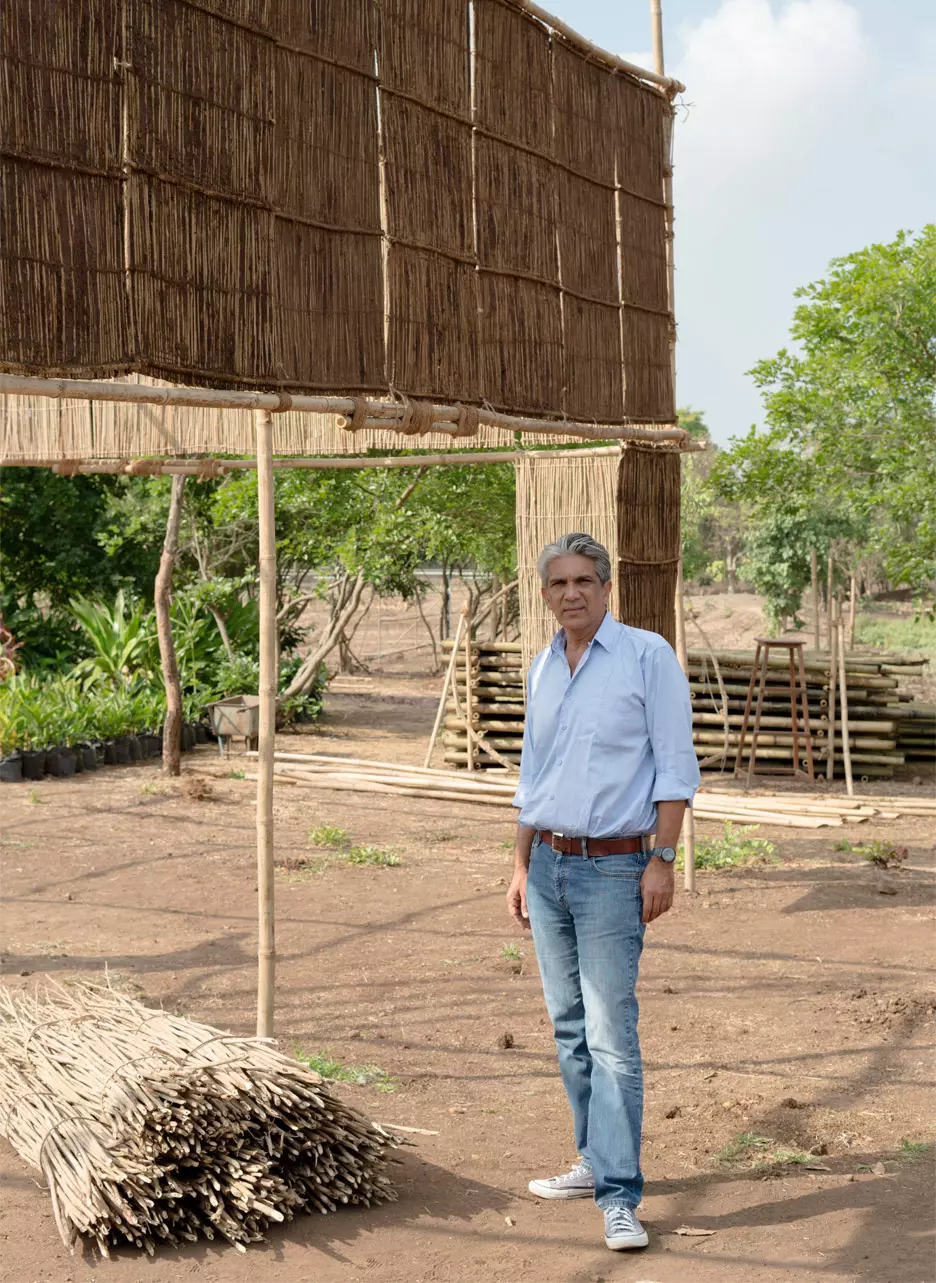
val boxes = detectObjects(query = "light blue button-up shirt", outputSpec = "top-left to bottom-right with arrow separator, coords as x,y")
513,612 -> 699,837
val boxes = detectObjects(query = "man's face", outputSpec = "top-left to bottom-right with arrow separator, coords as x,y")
541,554 -> 611,635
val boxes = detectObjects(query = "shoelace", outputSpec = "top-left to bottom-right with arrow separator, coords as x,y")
605,1207 -> 640,1235
567,1161 -> 592,1181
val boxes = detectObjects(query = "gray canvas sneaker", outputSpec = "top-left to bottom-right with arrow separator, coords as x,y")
603,1205 -> 649,1249
528,1159 -> 595,1200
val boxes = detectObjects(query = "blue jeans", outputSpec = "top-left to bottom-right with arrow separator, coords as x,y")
526,836 -> 649,1210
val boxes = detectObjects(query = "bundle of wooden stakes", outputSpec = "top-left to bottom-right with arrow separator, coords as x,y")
0,984 -> 396,1257
687,648 -> 930,780
441,639 -> 524,770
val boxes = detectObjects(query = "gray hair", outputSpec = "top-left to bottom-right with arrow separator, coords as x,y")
537,532 -> 612,586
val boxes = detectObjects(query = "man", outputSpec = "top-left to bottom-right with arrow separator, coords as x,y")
507,532 -> 699,1252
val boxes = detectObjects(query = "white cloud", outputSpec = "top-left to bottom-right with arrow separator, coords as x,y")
673,0 -> 869,199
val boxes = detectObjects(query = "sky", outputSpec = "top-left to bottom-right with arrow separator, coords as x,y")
545,0 -> 936,445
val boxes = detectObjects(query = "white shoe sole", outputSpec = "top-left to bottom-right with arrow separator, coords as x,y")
605,1230 -> 649,1250
528,1179 -> 595,1200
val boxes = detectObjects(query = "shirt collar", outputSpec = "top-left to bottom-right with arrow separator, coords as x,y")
550,611 -> 618,655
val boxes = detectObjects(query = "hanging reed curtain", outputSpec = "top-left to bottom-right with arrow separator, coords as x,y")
514,451 -> 621,673
616,444 -> 680,645
1,0 -> 677,427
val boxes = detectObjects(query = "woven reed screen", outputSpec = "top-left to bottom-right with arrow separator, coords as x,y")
1,0 -> 675,426
515,451 -> 621,674
616,445 -> 680,646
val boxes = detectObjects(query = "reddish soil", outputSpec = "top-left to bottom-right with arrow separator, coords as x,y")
2,659 -> 935,1283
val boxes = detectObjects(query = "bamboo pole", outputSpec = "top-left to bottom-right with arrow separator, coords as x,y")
811,548 -> 820,650
464,613 -> 475,773
154,474 -> 186,776
826,601 -> 838,781
837,612 -> 854,796
255,408 -> 277,1039
0,374 -> 694,447
424,608 -> 468,768
652,0 -> 694,892
826,552 -> 834,657
520,0 -> 684,93
848,571 -> 858,649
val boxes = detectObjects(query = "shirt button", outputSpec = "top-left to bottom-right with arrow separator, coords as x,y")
556,758 -> 562,764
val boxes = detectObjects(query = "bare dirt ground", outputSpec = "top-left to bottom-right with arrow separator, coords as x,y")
2,599 -> 935,1283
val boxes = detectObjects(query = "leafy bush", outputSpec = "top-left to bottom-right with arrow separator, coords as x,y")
679,822 -> 776,871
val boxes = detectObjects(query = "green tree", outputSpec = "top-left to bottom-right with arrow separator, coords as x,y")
715,227 -> 936,605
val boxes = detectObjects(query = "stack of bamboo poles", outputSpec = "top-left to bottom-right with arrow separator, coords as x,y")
888,704 -> 936,763
253,751 -> 935,830
687,648 -> 927,780
441,639 -> 525,770
0,983 -> 396,1257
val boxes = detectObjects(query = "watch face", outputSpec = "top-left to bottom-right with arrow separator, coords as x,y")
658,847 -> 677,863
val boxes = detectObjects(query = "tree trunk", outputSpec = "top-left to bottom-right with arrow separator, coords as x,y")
439,566 -> 450,641
156,474 -> 186,776
279,570 -> 368,700
207,604 -> 236,660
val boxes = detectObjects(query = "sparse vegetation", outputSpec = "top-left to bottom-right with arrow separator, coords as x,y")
226,769 -> 245,780
834,838 -> 909,868
295,1048 -> 396,1092
501,942 -> 523,961
716,1132 -> 813,1170
344,845 -> 400,867
679,822 -> 776,871
307,825 -> 349,849
898,1139 -> 929,1161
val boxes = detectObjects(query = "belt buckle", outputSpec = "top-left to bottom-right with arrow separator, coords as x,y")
552,831 -> 564,854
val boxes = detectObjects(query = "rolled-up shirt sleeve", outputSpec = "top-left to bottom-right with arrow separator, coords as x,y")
644,642 -> 700,805
512,676 -> 535,812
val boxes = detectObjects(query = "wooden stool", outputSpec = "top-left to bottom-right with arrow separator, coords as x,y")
734,638 -> 816,784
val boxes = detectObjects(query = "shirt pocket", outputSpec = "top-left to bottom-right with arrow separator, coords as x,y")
588,683 -> 646,749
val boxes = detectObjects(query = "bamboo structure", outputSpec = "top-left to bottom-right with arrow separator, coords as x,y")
441,640 -> 526,770
837,615 -> 854,796
154,475 -> 185,776
0,984 -> 396,1256
255,410 -> 276,1038
811,549 -> 820,650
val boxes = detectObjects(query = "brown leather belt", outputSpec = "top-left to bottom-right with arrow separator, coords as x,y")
538,831 -> 647,857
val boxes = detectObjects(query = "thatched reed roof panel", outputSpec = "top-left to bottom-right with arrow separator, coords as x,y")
552,41 -> 615,185
271,218 -> 385,390
515,450 -> 620,670
0,0 -> 122,172
381,95 -> 474,257
558,171 -> 618,303
562,297 -> 624,423
128,0 -> 275,201
0,159 -> 128,376
275,0 -> 374,69
613,74 -> 667,204
377,0 -> 469,115
129,176 -> 275,384
621,308 -> 674,422
272,48 -> 379,228
474,0 -> 552,154
475,136 -> 557,281
387,246 -> 479,400
616,445 -> 680,644
480,274 -> 562,416
619,191 -> 668,314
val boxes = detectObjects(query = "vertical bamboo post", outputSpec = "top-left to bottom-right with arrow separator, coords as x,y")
810,548 -> 820,650
674,560 -> 695,891
826,552 -> 835,657
155,474 -> 186,777
848,571 -> 857,649
651,0 -> 694,891
255,408 -> 277,1038
837,611 -> 854,797
826,600 -> 838,782
424,608 -> 467,768
464,610 -> 475,773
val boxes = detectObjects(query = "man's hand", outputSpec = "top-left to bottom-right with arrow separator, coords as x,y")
507,866 -> 531,930
640,856 -> 675,924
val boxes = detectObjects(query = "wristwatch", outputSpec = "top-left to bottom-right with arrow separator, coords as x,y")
649,846 -> 677,863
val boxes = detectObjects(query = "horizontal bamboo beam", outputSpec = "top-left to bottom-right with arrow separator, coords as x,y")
0,375 -> 699,449
517,0 -> 686,94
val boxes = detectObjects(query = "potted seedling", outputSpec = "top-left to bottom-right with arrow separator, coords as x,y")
0,695 -> 25,783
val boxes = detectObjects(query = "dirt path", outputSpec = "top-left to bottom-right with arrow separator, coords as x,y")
1,676 -> 934,1283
